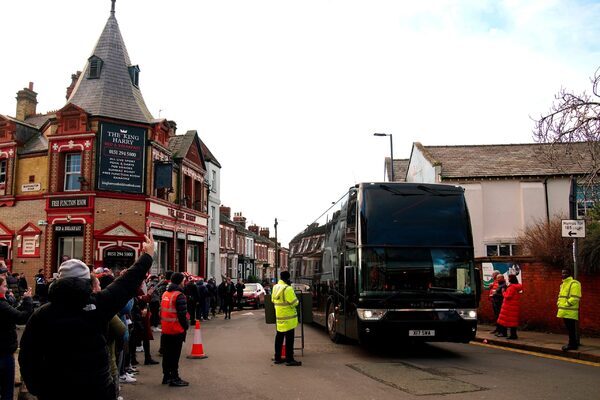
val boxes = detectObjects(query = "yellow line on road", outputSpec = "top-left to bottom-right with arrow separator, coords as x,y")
471,341 -> 600,367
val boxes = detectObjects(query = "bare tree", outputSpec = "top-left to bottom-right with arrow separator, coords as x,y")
534,67 -> 600,190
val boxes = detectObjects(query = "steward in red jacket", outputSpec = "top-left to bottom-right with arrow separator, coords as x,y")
496,274 -> 523,339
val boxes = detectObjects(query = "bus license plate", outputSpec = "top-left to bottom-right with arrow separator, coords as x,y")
409,330 -> 435,337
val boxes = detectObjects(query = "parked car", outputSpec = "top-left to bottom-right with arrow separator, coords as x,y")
239,283 -> 266,309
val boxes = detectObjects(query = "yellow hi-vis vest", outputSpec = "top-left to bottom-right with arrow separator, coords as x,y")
272,280 -> 299,332
557,277 -> 582,320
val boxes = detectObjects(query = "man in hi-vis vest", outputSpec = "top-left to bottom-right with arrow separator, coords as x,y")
272,271 -> 302,366
160,272 -> 189,386
557,268 -> 582,351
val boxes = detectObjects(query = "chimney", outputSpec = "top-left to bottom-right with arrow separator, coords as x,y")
248,225 -> 259,234
219,206 -> 231,219
15,82 -> 38,121
66,71 -> 81,100
233,212 -> 246,228
167,120 -> 177,137
260,228 -> 270,238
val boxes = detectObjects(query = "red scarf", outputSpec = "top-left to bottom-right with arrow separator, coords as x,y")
0,293 -> 5,300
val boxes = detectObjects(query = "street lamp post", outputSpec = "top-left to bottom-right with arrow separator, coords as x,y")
274,218 -> 279,282
374,133 -> 394,182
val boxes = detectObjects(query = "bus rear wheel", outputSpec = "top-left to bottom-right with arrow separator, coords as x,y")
327,303 -> 342,343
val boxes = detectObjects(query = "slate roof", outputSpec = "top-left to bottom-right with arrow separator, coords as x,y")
1,115 -> 40,148
168,130 -> 197,159
168,136 -> 185,157
66,11 -> 153,123
385,158 -> 409,182
24,113 -> 55,129
19,133 -> 48,155
415,142 -> 595,179
200,139 -> 222,168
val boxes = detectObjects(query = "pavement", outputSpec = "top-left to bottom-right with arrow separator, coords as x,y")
474,323 -> 600,364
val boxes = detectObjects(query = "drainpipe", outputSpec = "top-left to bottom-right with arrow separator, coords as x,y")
543,178 -> 550,223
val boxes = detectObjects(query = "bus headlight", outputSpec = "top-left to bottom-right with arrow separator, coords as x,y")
357,309 -> 387,321
457,309 -> 477,320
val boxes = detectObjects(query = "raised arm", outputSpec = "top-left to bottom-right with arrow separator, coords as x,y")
95,234 -> 155,319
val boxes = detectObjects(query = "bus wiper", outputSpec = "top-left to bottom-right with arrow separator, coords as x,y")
416,185 -> 457,197
379,185 -> 420,196
428,286 -> 458,292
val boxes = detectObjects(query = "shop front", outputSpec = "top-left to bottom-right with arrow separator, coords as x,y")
103,247 -> 136,271
147,200 -> 208,276
0,222 -> 14,270
186,234 -> 204,276
54,223 -> 84,264
150,227 -> 175,275
45,195 -> 94,271
94,221 -> 144,270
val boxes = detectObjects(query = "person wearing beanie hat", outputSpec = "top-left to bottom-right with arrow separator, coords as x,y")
58,259 -> 92,280
19,234 -> 156,400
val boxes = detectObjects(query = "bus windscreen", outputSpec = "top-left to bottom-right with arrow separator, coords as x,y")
360,184 -> 472,247
361,247 -> 474,294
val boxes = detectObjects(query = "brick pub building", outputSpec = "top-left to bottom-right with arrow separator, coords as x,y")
0,3 -> 210,281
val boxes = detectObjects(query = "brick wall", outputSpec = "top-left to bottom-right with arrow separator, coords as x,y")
15,155 -> 48,195
94,198 -> 146,232
479,262 -> 600,336
0,199 -> 46,285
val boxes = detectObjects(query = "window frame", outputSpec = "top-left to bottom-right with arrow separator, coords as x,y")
0,159 -> 6,184
64,153 -> 82,191
88,56 -> 103,79
485,243 -> 519,257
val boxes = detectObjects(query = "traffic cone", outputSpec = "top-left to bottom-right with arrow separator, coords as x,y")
281,343 -> 286,359
187,320 -> 208,359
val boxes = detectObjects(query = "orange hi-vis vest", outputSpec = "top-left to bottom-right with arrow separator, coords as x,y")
161,290 -> 185,335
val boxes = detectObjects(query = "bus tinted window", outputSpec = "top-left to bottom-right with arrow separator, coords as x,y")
361,247 -> 474,294
360,184 -> 471,247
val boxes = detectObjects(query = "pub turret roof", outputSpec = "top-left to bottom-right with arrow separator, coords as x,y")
66,7 -> 154,123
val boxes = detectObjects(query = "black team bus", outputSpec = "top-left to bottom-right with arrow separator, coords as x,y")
297,182 -> 480,344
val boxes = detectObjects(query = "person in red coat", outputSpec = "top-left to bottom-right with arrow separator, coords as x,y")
496,274 -> 523,339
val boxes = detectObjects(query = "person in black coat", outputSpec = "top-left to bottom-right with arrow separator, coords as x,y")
19,235 -> 155,400
207,278 -> 217,317
235,278 -> 245,310
34,268 -> 47,303
18,272 -> 29,299
196,278 -> 209,320
220,277 -> 236,319
184,277 -> 200,326
0,277 -> 33,400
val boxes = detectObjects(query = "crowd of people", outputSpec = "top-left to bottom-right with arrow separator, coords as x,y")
0,235 -> 266,399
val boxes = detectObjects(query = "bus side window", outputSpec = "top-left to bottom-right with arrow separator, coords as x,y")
346,190 -> 357,247
338,253 -> 345,293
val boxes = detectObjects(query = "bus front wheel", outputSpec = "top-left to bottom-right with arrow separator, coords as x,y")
327,303 -> 342,343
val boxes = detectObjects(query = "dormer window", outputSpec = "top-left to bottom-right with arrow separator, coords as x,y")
128,65 -> 140,87
88,56 -> 103,79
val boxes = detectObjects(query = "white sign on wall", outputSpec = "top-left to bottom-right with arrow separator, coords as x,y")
22,183 -> 41,192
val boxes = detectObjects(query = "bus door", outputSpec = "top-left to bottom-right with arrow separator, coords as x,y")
335,253 -> 346,337
344,264 -> 358,340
